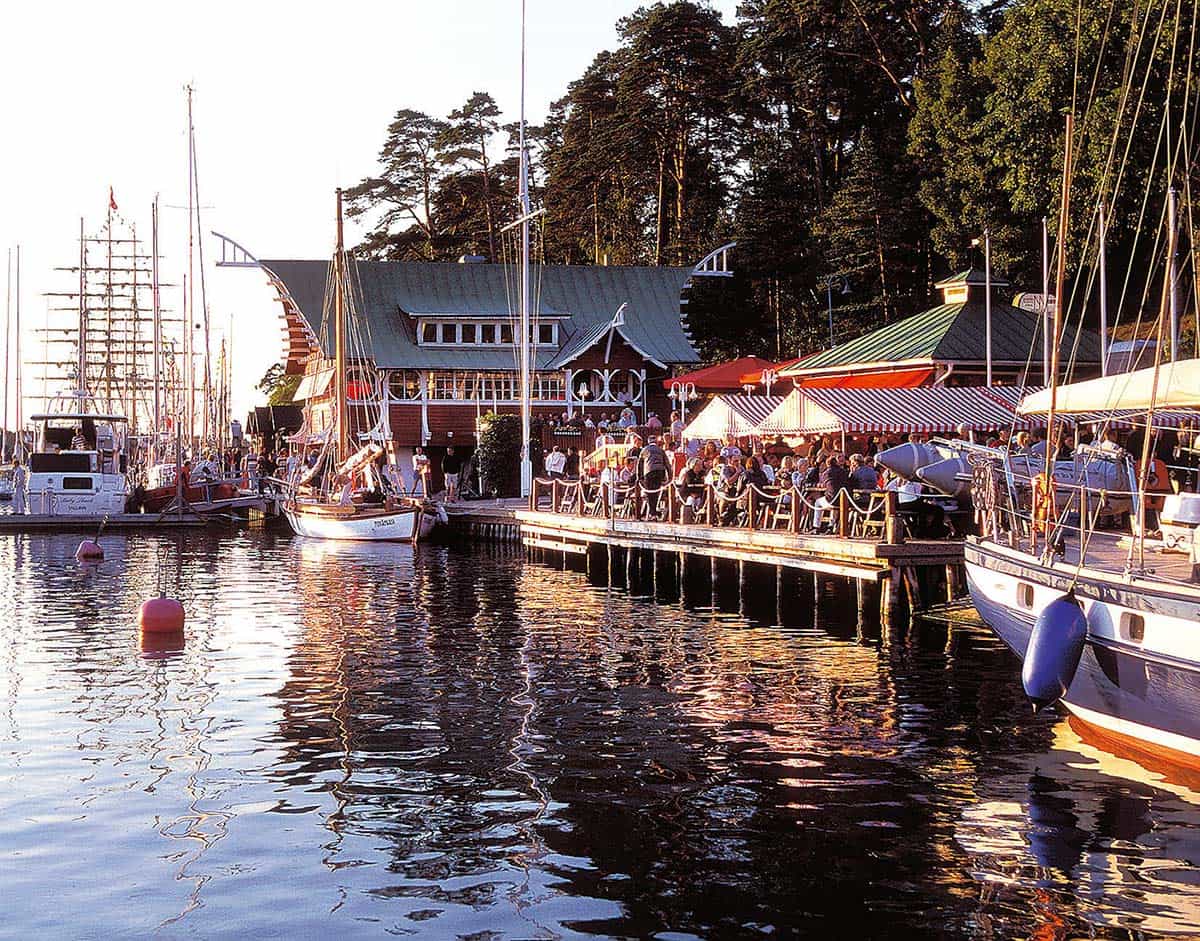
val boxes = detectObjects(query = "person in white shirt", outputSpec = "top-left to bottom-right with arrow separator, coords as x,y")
412,447 -> 430,495
544,446 -> 568,479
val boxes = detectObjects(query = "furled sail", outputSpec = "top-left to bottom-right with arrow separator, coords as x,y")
1018,359 -> 1200,414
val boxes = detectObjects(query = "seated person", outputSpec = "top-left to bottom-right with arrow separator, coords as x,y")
888,475 -> 946,538
674,457 -> 707,519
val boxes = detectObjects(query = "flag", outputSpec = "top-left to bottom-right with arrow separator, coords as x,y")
109,187 -> 118,212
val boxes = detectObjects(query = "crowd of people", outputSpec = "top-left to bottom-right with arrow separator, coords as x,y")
538,428 -> 956,537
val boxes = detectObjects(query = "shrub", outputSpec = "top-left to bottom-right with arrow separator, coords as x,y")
476,412 -> 522,497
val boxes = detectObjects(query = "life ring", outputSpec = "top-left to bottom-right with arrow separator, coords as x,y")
1032,473 -> 1056,535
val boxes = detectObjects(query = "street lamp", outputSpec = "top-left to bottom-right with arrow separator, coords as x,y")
971,230 -> 992,385
821,275 -> 851,349
668,380 -> 697,428
760,368 -> 779,396
576,381 -> 591,418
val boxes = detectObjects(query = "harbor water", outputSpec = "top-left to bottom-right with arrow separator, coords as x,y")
2,530 -> 1199,938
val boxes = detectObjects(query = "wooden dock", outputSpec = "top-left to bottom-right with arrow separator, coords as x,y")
517,478 -> 967,626
443,499 -> 523,542
0,513 -> 209,532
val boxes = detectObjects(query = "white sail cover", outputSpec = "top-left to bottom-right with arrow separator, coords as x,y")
1018,359 -> 1200,414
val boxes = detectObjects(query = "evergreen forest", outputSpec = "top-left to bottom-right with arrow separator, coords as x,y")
346,0 -> 1200,363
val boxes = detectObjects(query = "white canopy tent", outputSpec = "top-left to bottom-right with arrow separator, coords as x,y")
681,394 -> 786,440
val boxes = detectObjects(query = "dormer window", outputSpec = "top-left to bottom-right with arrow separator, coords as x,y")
415,319 -> 559,347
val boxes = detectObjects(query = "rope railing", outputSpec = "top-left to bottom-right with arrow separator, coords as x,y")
528,475 -> 910,544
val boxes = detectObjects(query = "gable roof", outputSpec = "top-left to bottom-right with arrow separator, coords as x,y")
784,301 -> 1102,375
259,259 -> 700,370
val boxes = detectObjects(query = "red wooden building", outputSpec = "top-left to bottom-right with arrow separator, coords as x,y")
247,255 -> 722,481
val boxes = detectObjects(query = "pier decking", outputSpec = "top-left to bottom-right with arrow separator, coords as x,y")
517,478 -> 966,625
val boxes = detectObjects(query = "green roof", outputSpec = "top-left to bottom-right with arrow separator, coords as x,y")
794,301 -> 1101,372
260,259 -> 701,370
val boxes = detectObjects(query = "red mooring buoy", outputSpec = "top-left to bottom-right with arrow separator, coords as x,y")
75,540 -> 104,561
139,597 -> 186,634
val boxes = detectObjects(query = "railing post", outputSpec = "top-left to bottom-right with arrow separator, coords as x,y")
667,479 -> 677,523
529,479 -> 538,512
551,478 -> 560,514
706,484 -> 715,526
838,490 -> 850,538
885,490 -> 904,545
790,485 -> 801,534
747,487 -> 756,530
603,482 -> 611,519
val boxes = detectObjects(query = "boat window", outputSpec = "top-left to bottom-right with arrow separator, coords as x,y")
1017,583 -> 1034,608
1120,612 -> 1145,643
30,453 -> 92,474
61,476 -> 95,491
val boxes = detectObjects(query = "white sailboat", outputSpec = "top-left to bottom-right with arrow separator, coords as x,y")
283,190 -> 441,542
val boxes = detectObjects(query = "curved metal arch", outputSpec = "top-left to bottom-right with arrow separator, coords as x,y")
211,231 -> 260,268
691,242 -> 736,278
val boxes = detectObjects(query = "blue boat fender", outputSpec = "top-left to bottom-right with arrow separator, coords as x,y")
1022,591 -> 1087,712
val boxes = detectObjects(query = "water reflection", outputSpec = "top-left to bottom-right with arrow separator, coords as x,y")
0,531 -> 1198,937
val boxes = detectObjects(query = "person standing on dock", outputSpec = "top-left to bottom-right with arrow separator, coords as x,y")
639,436 -> 669,518
11,457 -> 26,515
442,447 -> 463,502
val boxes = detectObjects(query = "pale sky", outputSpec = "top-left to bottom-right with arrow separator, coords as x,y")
0,0 -> 738,431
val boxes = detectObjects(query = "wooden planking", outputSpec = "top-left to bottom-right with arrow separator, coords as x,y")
517,513 -> 892,582
0,513 -> 208,532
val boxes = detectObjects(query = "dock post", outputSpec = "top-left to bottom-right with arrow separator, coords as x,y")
881,568 -> 902,629
945,563 -> 961,602
606,542 -> 614,586
626,544 -> 635,589
856,578 -> 867,623
738,559 -> 747,615
902,566 -> 923,613
776,565 -> 785,625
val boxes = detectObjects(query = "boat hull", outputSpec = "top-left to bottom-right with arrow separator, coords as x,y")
283,503 -> 439,542
965,538 -> 1200,764
142,482 -> 240,514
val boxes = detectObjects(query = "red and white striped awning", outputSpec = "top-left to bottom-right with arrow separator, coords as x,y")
758,386 -> 1033,436
682,394 -> 786,439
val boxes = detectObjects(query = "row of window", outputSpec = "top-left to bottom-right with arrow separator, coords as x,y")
347,368 -> 645,403
417,320 -> 558,347
380,370 -> 566,402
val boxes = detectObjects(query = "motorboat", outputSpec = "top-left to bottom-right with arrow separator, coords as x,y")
25,395 -> 129,515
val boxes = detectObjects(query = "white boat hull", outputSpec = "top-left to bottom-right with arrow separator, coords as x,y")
284,503 -> 440,542
964,537 -> 1200,767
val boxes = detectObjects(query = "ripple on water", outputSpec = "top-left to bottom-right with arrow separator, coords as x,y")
0,530 -> 1198,937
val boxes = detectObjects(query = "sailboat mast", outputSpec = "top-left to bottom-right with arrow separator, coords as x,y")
185,84 -> 195,451
335,188 -> 348,463
77,217 -> 87,399
4,248 -> 10,463
1098,201 -> 1109,375
14,244 -> 19,458
152,196 -> 162,454
518,0 -> 532,496
1046,114 -> 1073,468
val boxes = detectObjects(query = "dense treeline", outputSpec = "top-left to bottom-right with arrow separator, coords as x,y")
348,0 -> 1200,362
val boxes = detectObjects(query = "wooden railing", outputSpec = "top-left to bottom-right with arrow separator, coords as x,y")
528,476 -> 906,545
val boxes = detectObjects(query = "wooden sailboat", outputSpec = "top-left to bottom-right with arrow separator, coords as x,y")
283,189 -> 442,542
